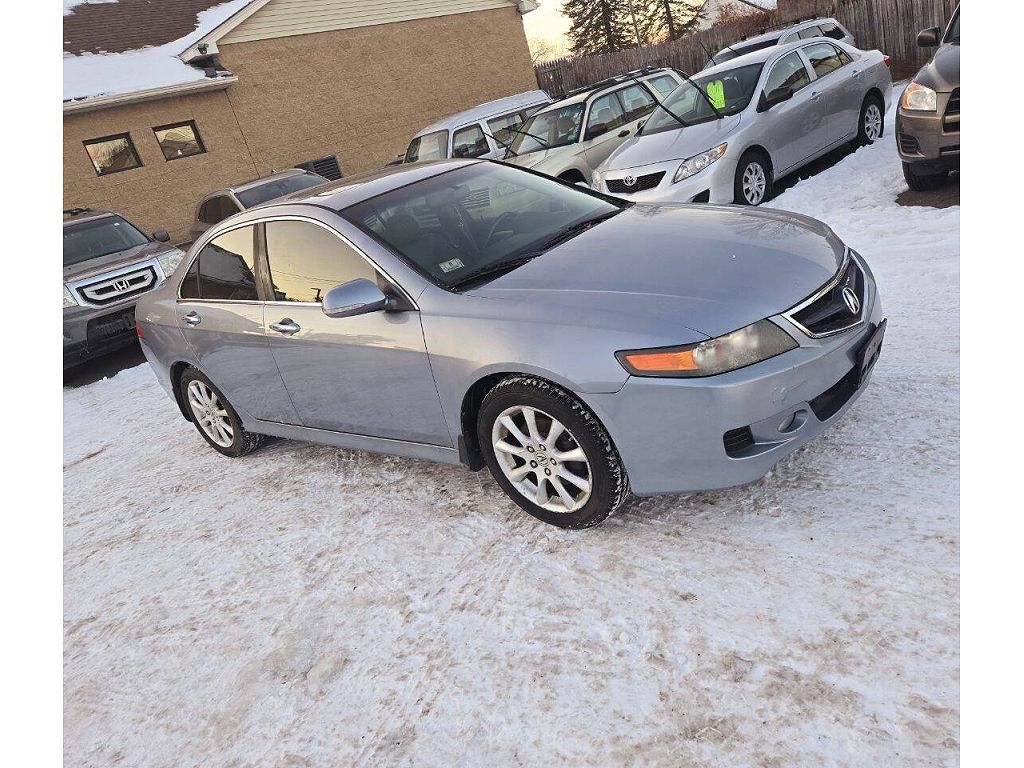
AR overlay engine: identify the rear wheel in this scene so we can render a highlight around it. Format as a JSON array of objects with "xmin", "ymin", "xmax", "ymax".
[
  {"xmin": 855, "ymin": 95, "xmax": 885, "ymax": 145},
  {"xmin": 478, "ymin": 376, "xmax": 630, "ymax": 529},
  {"xmin": 180, "ymin": 367, "xmax": 266, "ymax": 457},
  {"xmin": 902, "ymin": 161, "xmax": 948, "ymax": 191},
  {"xmin": 733, "ymin": 150, "xmax": 772, "ymax": 206}
]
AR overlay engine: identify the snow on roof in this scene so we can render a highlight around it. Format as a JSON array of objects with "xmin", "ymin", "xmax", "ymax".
[{"xmin": 63, "ymin": 0, "xmax": 253, "ymax": 105}]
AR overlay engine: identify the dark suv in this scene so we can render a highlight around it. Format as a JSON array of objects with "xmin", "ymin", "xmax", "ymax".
[
  {"xmin": 896, "ymin": 4, "xmax": 959, "ymax": 190},
  {"xmin": 63, "ymin": 209, "xmax": 186, "ymax": 370}
]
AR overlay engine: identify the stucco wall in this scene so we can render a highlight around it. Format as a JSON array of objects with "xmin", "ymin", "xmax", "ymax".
[{"xmin": 63, "ymin": 6, "xmax": 538, "ymax": 242}]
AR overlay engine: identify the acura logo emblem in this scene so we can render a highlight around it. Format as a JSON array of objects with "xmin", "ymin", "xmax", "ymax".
[
  {"xmin": 841, "ymin": 286, "xmax": 860, "ymax": 315},
  {"xmin": 623, "ymin": 174, "xmax": 636, "ymax": 187}
]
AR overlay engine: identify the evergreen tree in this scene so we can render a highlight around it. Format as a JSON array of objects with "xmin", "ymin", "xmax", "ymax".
[
  {"xmin": 644, "ymin": 0, "xmax": 708, "ymax": 42},
  {"xmin": 563, "ymin": 0, "xmax": 635, "ymax": 56}
]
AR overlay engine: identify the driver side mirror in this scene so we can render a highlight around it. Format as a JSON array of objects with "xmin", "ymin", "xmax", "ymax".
[
  {"xmin": 758, "ymin": 85, "xmax": 794, "ymax": 112},
  {"xmin": 151, "ymin": 229, "xmax": 170, "ymax": 242},
  {"xmin": 917, "ymin": 26, "xmax": 940, "ymax": 47},
  {"xmin": 322, "ymin": 278, "xmax": 389, "ymax": 318}
]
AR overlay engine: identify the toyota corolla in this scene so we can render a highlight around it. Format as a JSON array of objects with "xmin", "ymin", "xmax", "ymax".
[{"xmin": 136, "ymin": 159, "xmax": 885, "ymax": 529}]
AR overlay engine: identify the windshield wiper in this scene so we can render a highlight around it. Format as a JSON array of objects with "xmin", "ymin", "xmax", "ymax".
[
  {"xmin": 534, "ymin": 209, "xmax": 621, "ymax": 251},
  {"xmin": 448, "ymin": 254, "xmax": 541, "ymax": 289},
  {"xmin": 508, "ymin": 126, "xmax": 551, "ymax": 149},
  {"xmin": 621, "ymin": 73, "xmax": 688, "ymax": 133},
  {"xmin": 484, "ymin": 131, "xmax": 518, "ymax": 158}
]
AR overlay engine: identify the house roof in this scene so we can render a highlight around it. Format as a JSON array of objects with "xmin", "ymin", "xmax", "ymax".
[{"xmin": 63, "ymin": 0, "xmax": 260, "ymax": 112}]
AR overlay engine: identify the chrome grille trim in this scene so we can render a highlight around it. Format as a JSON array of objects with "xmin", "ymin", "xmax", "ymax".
[
  {"xmin": 782, "ymin": 249, "xmax": 866, "ymax": 339},
  {"xmin": 68, "ymin": 259, "xmax": 163, "ymax": 307}
]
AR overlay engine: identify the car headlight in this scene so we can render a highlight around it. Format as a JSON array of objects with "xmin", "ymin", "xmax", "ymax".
[
  {"xmin": 591, "ymin": 170, "xmax": 603, "ymax": 189},
  {"xmin": 901, "ymin": 81, "xmax": 937, "ymax": 111},
  {"xmin": 616, "ymin": 319, "xmax": 797, "ymax": 377},
  {"xmin": 63, "ymin": 284, "xmax": 77, "ymax": 309},
  {"xmin": 673, "ymin": 143, "xmax": 727, "ymax": 183},
  {"xmin": 158, "ymin": 249, "xmax": 185, "ymax": 277}
]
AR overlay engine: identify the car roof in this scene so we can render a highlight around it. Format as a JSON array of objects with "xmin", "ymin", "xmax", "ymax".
[
  {"xmin": 251, "ymin": 158, "xmax": 481, "ymax": 213},
  {"xmin": 701, "ymin": 36, "xmax": 824, "ymax": 77},
  {"xmin": 530, "ymin": 68, "xmax": 677, "ymax": 117},
  {"xmin": 718, "ymin": 16, "xmax": 840, "ymax": 54},
  {"xmin": 413, "ymin": 90, "xmax": 552, "ymax": 137},
  {"xmin": 203, "ymin": 168, "xmax": 316, "ymax": 200},
  {"xmin": 63, "ymin": 209, "xmax": 118, "ymax": 227}
]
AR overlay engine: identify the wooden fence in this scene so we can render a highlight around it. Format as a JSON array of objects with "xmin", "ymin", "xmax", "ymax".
[{"xmin": 534, "ymin": 0, "xmax": 957, "ymax": 97}]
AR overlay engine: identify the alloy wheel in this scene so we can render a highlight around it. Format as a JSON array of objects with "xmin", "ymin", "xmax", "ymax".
[
  {"xmin": 864, "ymin": 103, "xmax": 882, "ymax": 141},
  {"xmin": 491, "ymin": 405, "xmax": 592, "ymax": 514},
  {"xmin": 186, "ymin": 379, "xmax": 234, "ymax": 448},
  {"xmin": 742, "ymin": 162, "xmax": 767, "ymax": 205}
]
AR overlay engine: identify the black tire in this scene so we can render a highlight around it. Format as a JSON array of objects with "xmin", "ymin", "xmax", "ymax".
[
  {"xmin": 179, "ymin": 366, "xmax": 266, "ymax": 457},
  {"xmin": 477, "ymin": 376, "xmax": 630, "ymax": 529},
  {"xmin": 558, "ymin": 170, "xmax": 587, "ymax": 185},
  {"xmin": 902, "ymin": 161, "xmax": 947, "ymax": 192},
  {"xmin": 733, "ymin": 150, "xmax": 772, "ymax": 206},
  {"xmin": 854, "ymin": 94, "xmax": 885, "ymax": 146}
]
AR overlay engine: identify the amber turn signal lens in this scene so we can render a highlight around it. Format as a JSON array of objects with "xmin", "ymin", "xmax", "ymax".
[{"xmin": 623, "ymin": 349, "xmax": 698, "ymax": 372}]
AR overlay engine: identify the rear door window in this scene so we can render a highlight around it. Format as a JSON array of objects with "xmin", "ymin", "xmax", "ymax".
[
  {"xmin": 799, "ymin": 25, "xmax": 823, "ymax": 39},
  {"xmin": 618, "ymin": 84, "xmax": 657, "ymax": 120},
  {"xmin": 803, "ymin": 42, "xmax": 846, "ymax": 78},
  {"xmin": 452, "ymin": 124, "xmax": 490, "ymax": 158},
  {"xmin": 819, "ymin": 21, "xmax": 846, "ymax": 40},
  {"xmin": 199, "ymin": 196, "xmax": 238, "ymax": 225},
  {"xmin": 181, "ymin": 226, "xmax": 258, "ymax": 301},
  {"xmin": 405, "ymin": 130, "xmax": 449, "ymax": 163},
  {"xmin": 648, "ymin": 75, "xmax": 680, "ymax": 98}
]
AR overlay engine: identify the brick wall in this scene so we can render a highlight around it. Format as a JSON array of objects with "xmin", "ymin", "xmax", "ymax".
[{"xmin": 62, "ymin": 6, "xmax": 538, "ymax": 242}]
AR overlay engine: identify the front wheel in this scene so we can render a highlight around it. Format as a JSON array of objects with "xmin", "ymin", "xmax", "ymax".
[
  {"xmin": 733, "ymin": 151, "xmax": 772, "ymax": 206},
  {"xmin": 478, "ymin": 376, "xmax": 630, "ymax": 529},
  {"xmin": 902, "ymin": 161, "xmax": 948, "ymax": 191}
]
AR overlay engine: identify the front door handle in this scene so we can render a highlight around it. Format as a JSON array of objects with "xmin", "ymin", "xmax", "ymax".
[
  {"xmin": 618, "ymin": 129, "xmax": 631, "ymax": 138},
  {"xmin": 183, "ymin": 311, "xmax": 201, "ymax": 326},
  {"xmin": 269, "ymin": 318, "xmax": 301, "ymax": 335},
  {"xmin": 810, "ymin": 91, "xmax": 821, "ymax": 101}
]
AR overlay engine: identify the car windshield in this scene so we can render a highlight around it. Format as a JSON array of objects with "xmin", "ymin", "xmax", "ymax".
[
  {"xmin": 506, "ymin": 103, "xmax": 585, "ymax": 156},
  {"xmin": 643, "ymin": 63, "xmax": 764, "ymax": 134},
  {"xmin": 235, "ymin": 173, "xmax": 328, "ymax": 208},
  {"xmin": 945, "ymin": 8, "xmax": 959, "ymax": 42},
  {"xmin": 63, "ymin": 215, "xmax": 150, "ymax": 267},
  {"xmin": 405, "ymin": 130, "xmax": 449, "ymax": 163},
  {"xmin": 342, "ymin": 162, "xmax": 623, "ymax": 289}
]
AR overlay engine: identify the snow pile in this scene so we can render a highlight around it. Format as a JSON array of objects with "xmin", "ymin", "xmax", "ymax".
[
  {"xmin": 64, "ymin": 100, "xmax": 959, "ymax": 767},
  {"xmin": 63, "ymin": 0, "xmax": 252, "ymax": 104},
  {"xmin": 64, "ymin": 0, "xmax": 118, "ymax": 16}
]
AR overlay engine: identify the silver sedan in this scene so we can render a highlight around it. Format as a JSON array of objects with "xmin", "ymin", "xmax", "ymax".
[
  {"xmin": 137, "ymin": 159, "xmax": 885, "ymax": 529},
  {"xmin": 593, "ymin": 38, "xmax": 892, "ymax": 205}
]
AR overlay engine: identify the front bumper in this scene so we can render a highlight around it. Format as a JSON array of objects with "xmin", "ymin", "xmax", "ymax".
[
  {"xmin": 63, "ymin": 301, "xmax": 140, "ymax": 369},
  {"xmin": 896, "ymin": 99, "xmax": 959, "ymax": 171},
  {"xmin": 583, "ymin": 280, "xmax": 884, "ymax": 496},
  {"xmin": 596, "ymin": 155, "xmax": 737, "ymax": 204}
]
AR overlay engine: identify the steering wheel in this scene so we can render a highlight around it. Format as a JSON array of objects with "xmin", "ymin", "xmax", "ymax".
[{"xmin": 483, "ymin": 212, "xmax": 518, "ymax": 247}]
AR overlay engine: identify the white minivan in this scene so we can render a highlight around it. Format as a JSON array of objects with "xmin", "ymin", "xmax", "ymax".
[{"xmin": 403, "ymin": 90, "xmax": 552, "ymax": 164}]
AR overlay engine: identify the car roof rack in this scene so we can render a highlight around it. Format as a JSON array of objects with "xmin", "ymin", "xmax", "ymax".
[
  {"xmin": 739, "ymin": 15, "xmax": 822, "ymax": 41},
  {"xmin": 563, "ymin": 65, "xmax": 671, "ymax": 97},
  {"xmin": 63, "ymin": 207, "xmax": 93, "ymax": 217}
]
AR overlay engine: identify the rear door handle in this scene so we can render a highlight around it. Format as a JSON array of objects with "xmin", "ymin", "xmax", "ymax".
[
  {"xmin": 269, "ymin": 318, "xmax": 300, "ymax": 335},
  {"xmin": 183, "ymin": 311, "xmax": 201, "ymax": 326}
]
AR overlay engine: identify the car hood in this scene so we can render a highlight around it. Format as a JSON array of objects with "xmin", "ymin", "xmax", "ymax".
[
  {"xmin": 604, "ymin": 115, "xmax": 742, "ymax": 171},
  {"xmin": 64, "ymin": 241, "xmax": 182, "ymax": 281},
  {"xmin": 466, "ymin": 204, "xmax": 845, "ymax": 340},
  {"xmin": 506, "ymin": 145, "xmax": 577, "ymax": 171},
  {"xmin": 914, "ymin": 42, "xmax": 959, "ymax": 92}
]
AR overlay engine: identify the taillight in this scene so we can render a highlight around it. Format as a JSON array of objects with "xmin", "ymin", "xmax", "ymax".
[
  {"xmin": 135, "ymin": 321, "xmax": 144, "ymax": 340},
  {"xmin": 883, "ymin": 55, "xmax": 891, "ymax": 68}
]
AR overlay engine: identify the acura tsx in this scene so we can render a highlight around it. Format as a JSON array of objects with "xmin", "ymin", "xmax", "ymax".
[{"xmin": 136, "ymin": 159, "xmax": 885, "ymax": 529}]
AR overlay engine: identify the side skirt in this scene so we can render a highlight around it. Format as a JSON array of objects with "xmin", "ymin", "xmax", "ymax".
[{"xmin": 249, "ymin": 419, "xmax": 463, "ymax": 466}]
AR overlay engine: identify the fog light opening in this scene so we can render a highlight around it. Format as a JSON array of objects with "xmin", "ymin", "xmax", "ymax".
[{"xmin": 779, "ymin": 409, "xmax": 809, "ymax": 434}]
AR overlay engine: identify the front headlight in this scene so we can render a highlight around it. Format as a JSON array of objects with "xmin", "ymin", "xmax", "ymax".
[
  {"xmin": 63, "ymin": 284, "xmax": 77, "ymax": 309},
  {"xmin": 673, "ymin": 143, "xmax": 728, "ymax": 183},
  {"xmin": 591, "ymin": 169, "xmax": 603, "ymax": 189},
  {"xmin": 616, "ymin": 319, "xmax": 797, "ymax": 378},
  {"xmin": 901, "ymin": 81, "xmax": 937, "ymax": 112},
  {"xmin": 158, "ymin": 249, "xmax": 185, "ymax": 277}
]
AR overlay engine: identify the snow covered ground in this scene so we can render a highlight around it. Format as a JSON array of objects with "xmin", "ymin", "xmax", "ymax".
[{"xmin": 64, "ymin": 100, "xmax": 959, "ymax": 767}]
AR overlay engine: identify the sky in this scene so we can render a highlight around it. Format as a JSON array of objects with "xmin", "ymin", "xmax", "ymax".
[{"xmin": 522, "ymin": 1, "xmax": 572, "ymax": 60}]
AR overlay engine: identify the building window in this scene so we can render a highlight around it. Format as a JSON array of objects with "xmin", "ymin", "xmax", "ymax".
[
  {"xmin": 83, "ymin": 133, "xmax": 142, "ymax": 176},
  {"xmin": 153, "ymin": 120, "xmax": 206, "ymax": 161}
]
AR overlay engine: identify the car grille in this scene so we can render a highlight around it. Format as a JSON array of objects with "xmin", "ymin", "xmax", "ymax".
[
  {"xmin": 77, "ymin": 266, "xmax": 157, "ymax": 306},
  {"xmin": 943, "ymin": 88, "xmax": 959, "ymax": 133},
  {"xmin": 606, "ymin": 171, "xmax": 665, "ymax": 194},
  {"xmin": 787, "ymin": 255, "xmax": 865, "ymax": 338},
  {"xmin": 897, "ymin": 133, "xmax": 920, "ymax": 154}
]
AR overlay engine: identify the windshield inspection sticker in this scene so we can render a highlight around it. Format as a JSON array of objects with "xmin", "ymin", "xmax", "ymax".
[
  {"xmin": 706, "ymin": 80, "xmax": 726, "ymax": 110},
  {"xmin": 439, "ymin": 258, "xmax": 465, "ymax": 273}
]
